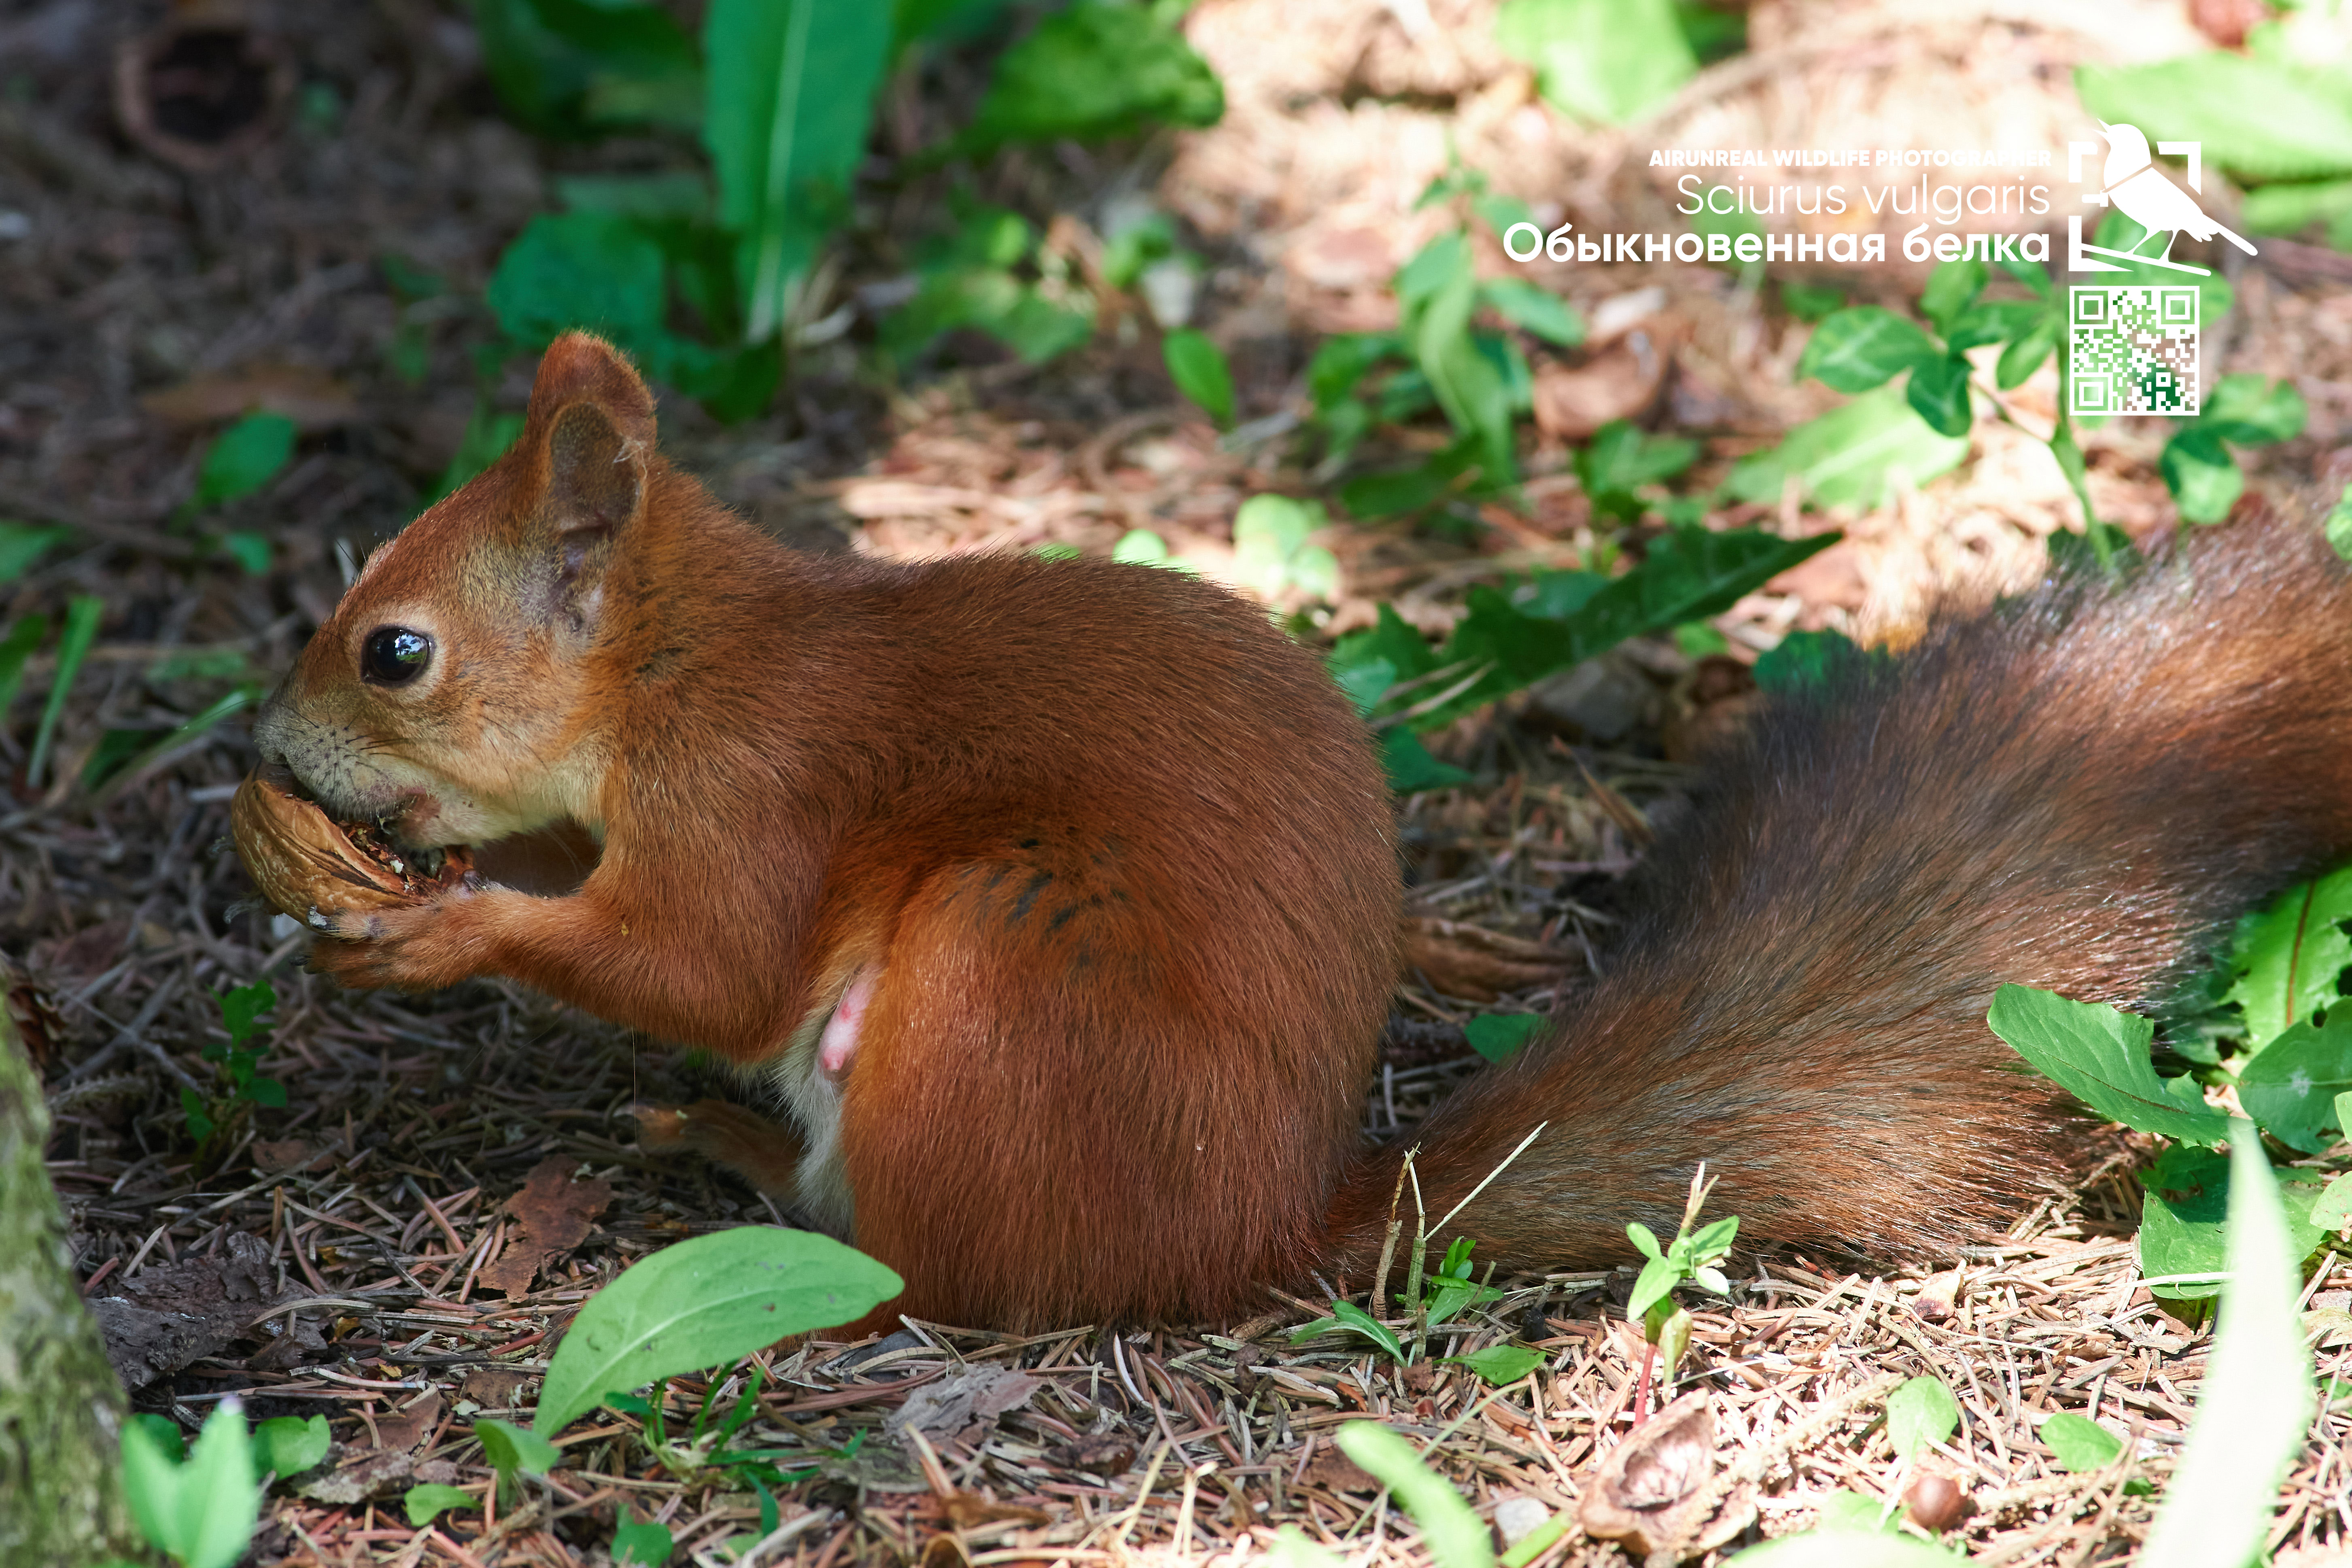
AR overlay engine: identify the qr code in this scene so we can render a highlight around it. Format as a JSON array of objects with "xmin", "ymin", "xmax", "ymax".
[{"xmin": 2068, "ymin": 286, "xmax": 2199, "ymax": 416}]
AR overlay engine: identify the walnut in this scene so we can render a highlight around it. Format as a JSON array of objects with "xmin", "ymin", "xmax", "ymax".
[{"xmin": 230, "ymin": 765, "xmax": 471, "ymax": 919}]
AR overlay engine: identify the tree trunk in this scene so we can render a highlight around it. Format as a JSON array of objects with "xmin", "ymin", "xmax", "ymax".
[{"xmin": 0, "ymin": 999, "xmax": 140, "ymax": 1562}]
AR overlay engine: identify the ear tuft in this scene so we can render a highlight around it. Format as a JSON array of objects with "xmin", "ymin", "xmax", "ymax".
[{"xmin": 525, "ymin": 333, "xmax": 656, "ymax": 454}]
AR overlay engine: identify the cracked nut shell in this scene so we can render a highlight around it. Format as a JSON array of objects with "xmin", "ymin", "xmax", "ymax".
[{"xmin": 231, "ymin": 764, "xmax": 471, "ymax": 919}]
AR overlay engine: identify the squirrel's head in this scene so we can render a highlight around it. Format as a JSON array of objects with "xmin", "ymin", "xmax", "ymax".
[{"xmin": 253, "ymin": 332, "xmax": 656, "ymax": 849}]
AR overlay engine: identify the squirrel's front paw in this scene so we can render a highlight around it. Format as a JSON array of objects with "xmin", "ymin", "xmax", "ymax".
[{"xmin": 306, "ymin": 892, "xmax": 478, "ymax": 991}]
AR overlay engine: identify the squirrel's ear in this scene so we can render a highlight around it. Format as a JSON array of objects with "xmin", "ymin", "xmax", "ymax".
[{"xmin": 520, "ymin": 334, "xmax": 654, "ymax": 604}]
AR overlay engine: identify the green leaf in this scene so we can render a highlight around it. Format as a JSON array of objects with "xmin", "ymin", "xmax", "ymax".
[
  {"xmin": 404, "ymin": 1482, "xmax": 478, "ymax": 1526},
  {"xmin": 1309, "ymin": 332, "xmax": 1403, "ymax": 412},
  {"xmin": 1944, "ymin": 299, "xmax": 2044, "ymax": 355},
  {"xmin": 2078, "ymin": 56, "xmax": 2352, "ymax": 184},
  {"xmin": 1383, "ymin": 729, "xmax": 1473, "ymax": 792},
  {"xmin": 1626, "ymin": 1255, "xmax": 1680, "ymax": 1320},
  {"xmin": 2195, "ymin": 375, "xmax": 2307, "ymax": 447},
  {"xmin": 253, "ymin": 1413, "xmax": 330, "ymax": 1479},
  {"xmin": 2312, "ymin": 1170, "xmax": 2352, "ymax": 1231},
  {"xmin": 1817, "ymin": 1490, "xmax": 1899, "ymax": 1532},
  {"xmin": 1291, "ymin": 1300, "xmax": 1407, "ymax": 1360},
  {"xmin": 2085, "ymin": 210, "xmax": 2235, "ymax": 323},
  {"xmin": 704, "ymin": 0, "xmax": 892, "ymax": 341},
  {"xmin": 1795, "ymin": 308, "xmax": 1938, "ymax": 393},
  {"xmin": 2245, "ymin": 178, "xmax": 2352, "ymax": 240},
  {"xmin": 2329, "ymin": 486, "xmax": 2352, "ymax": 562},
  {"xmin": 1401, "ymin": 526, "xmax": 1836, "ymax": 730},
  {"xmin": 2129, "ymin": 1146, "xmax": 2328, "ymax": 1302},
  {"xmin": 28, "ymin": 594, "xmax": 101, "ymax": 792},
  {"xmin": 473, "ymin": 0, "xmax": 701, "ymax": 136},
  {"xmin": 1779, "ymin": 281, "xmax": 1846, "ymax": 323},
  {"xmin": 2159, "ymin": 429, "xmax": 2241, "ymax": 525},
  {"xmin": 1443, "ymin": 1345, "xmax": 1545, "ymax": 1386},
  {"xmin": 487, "ymin": 212, "xmax": 669, "ymax": 352},
  {"xmin": 1233, "ymin": 495, "xmax": 1333, "ymax": 598},
  {"xmin": 193, "ymin": 412, "xmax": 298, "ymax": 509},
  {"xmin": 613, "ymin": 1515, "xmax": 675, "ymax": 1566},
  {"xmin": 1406, "ymin": 248, "xmax": 1516, "ymax": 486},
  {"xmin": 1994, "ymin": 310, "xmax": 2063, "ymax": 390},
  {"xmin": 881, "ymin": 267, "xmax": 1093, "ymax": 366},
  {"xmin": 216, "ymin": 530, "xmax": 272, "ymax": 575},
  {"xmin": 2140, "ymin": 1129, "xmax": 2316, "ymax": 1568},
  {"xmin": 1886, "ymin": 1375, "xmax": 1958, "ymax": 1462},
  {"xmin": 120, "ymin": 1400, "xmax": 260, "ymax": 1568},
  {"xmin": 1479, "ymin": 278, "xmax": 1584, "ymax": 347},
  {"xmin": 953, "ymin": 5, "xmax": 1223, "ymax": 158},
  {"xmin": 1985, "ymin": 985, "xmax": 2230, "ymax": 1144},
  {"xmin": 533, "ymin": 1228, "xmax": 902, "ymax": 1435},
  {"xmin": 0, "ymin": 520, "xmax": 72, "ymax": 584},
  {"xmin": 1917, "ymin": 257, "xmax": 1986, "ymax": 335},
  {"xmin": 1270, "ymin": 1525, "xmax": 1346, "ymax": 1568},
  {"xmin": 1499, "ymin": 1515, "xmax": 1569, "ymax": 1568},
  {"xmin": 1726, "ymin": 1532, "xmax": 1967, "ymax": 1566},
  {"xmin": 1494, "ymin": 0, "xmax": 1698, "ymax": 125},
  {"xmin": 1579, "ymin": 419, "xmax": 1699, "ymax": 503},
  {"xmin": 1112, "ymin": 529, "xmax": 1170, "ymax": 566},
  {"xmin": 2039, "ymin": 1411, "xmax": 2123, "ymax": 1473},
  {"xmin": 1162, "ymin": 329, "xmax": 1235, "ymax": 426},
  {"xmin": 1904, "ymin": 353, "xmax": 1974, "ymax": 438},
  {"xmin": 555, "ymin": 171, "xmax": 714, "ymax": 221},
  {"xmin": 1724, "ymin": 386, "xmax": 1969, "ymax": 512},
  {"xmin": 1463, "ymin": 1013, "xmax": 1541, "ymax": 1063},
  {"xmin": 2239, "ymin": 1008, "xmax": 2352, "ymax": 1153},
  {"xmin": 475, "ymin": 1416, "xmax": 560, "ymax": 1477},
  {"xmin": 1626, "ymin": 1221, "xmax": 1664, "ymax": 1261},
  {"xmin": 1333, "ymin": 1422, "xmax": 1495, "ymax": 1568},
  {"xmin": 219, "ymin": 980, "xmax": 277, "ymax": 1046}
]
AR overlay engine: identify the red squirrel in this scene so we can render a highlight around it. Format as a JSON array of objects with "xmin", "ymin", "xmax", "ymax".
[{"xmin": 250, "ymin": 332, "xmax": 2352, "ymax": 1332}]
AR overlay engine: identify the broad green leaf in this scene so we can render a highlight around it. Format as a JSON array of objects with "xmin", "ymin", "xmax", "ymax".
[
  {"xmin": 0, "ymin": 520, "xmax": 72, "ymax": 584},
  {"xmin": 120, "ymin": 1400, "xmax": 260, "ymax": 1568},
  {"xmin": 2197, "ymin": 375, "xmax": 2307, "ymax": 446},
  {"xmin": 474, "ymin": 0, "xmax": 700, "ymax": 136},
  {"xmin": 1945, "ymin": 299, "xmax": 2044, "ymax": 355},
  {"xmin": 27, "ymin": 594, "xmax": 101, "ymax": 791},
  {"xmin": 1291, "ymin": 1301, "xmax": 1406, "ymax": 1360},
  {"xmin": 1335, "ymin": 1422, "xmax": 1494, "ymax": 1568},
  {"xmin": 220, "ymin": 980, "xmax": 276, "ymax": 1045},
  {"xmin": 2039, "ymin": 1411, "xmax": 2123, "ymax": 1472},
  {"xmin": 704, "ymin": 0, "xmax": 892, "ymax": 342},
  {"xmin": 1626, "ymin": 1255, "xmax": 1681, "ymax": 1319},
  {"xmin": 2160, "ymin": 430, "xmax": 2241, "ymax": 525},
  {"xmin": 1112, "ymin": 529, "xmax": 1169, "ymax": 566},
  {"xmin": 954, "ymin": 5, "xmax": 1222, "ymax": 158},
  {"xmin": 1626, "ymin": 1222, "xmax": 1664, "ymax": 1261},
  {"xmin": 1494, "ymin": 0, "xmax": 1697, "ymax": 125},
  {"xmin": 253, "ymin": 1413, "xmax": 329, "ymax": 1479},
  {"xmin": 217, "ymin": 530, "xmax": 271, "ymax": 575},
  {"xmin": 1409, "ymin": 254, "xmax": 1515, "ymax": 485},
  {"xmin": 1443, "ymin": 1345, "xmax": 1545, "ymax": 1385},
  {"xmin": 1383, "ymin": 726, "xmax": 1471, "ymax": 793},
  {"xmin": 476, "ymin": 1417, "xmax": 560, "ymax": 1475},
  {"xmin": 2239, "ymin": 1008, "xmax": 2352, "ymax": 1153},
  {"xmin": 2227, "ymin": 868, "xmax": 2352, "ymax": 1049},
  {"xmin": 2312, "ymin": 1171, "xmax": 2352, "ymax": 1231},
  {"xmin": 1479, "ymin": 278, "xmax": 1584, "ymax": 347},
  {"xmin": 613, "ymin": 1515, "xmax": 675, "ymax": 1566},
  {"xmin": 487, "ymin": 211, "xmax": 669, "ymax": 351},
  {"xmin": 1329, "ymin": 604, "xmax": 1439, "ymax": 703},
  {"xmin": 2141, "ymin": 1129, "xmax": 2316, "ymax": 1568},
  {"xmin": 1779, "ymin": 281, "xmax": 1846, "ymax": 322},
  {"xmin": 534, "ymin": 1227, "xmax": 902, "ymax": 1435},
  {"xmin": 404, "ymin": 1483, "xmax": 477, "ymax": 1526},
  {"xmin": 1995, "ymin": 310, "xmax": 2063, "ymax": 390},
  {"xmin": 2078, "ymin": 57, "xmax": 2352, "ymax": 184},
  {"xmin": 1817, "ymin": 1490, "xmax": 1898, "ymax": 1532},
  {"xmin": 1904, "ymin": 353, "xmax": 1973, "ymax": 438},
  {"xmin": 1885, "ymin": 1376, "xmax": 1958, "ymax": 1462},
  {"xmin": 2128, "ymin": 1148, "xmax": 2336, "ymax": 1301},
  {"xmin": 1727, "ymin": 1531, "xmax": 1966, "ymax": 1566},
  {"xmin": 1724, "ymin": 387, "xmax": 1969, "ymax": 512},
  {"xmin": 1984, "ymin": 985, "xmax": 2230, "ymax": 1145},
  {"xmin": 1308, "ymin": 332, "xmax": 1402, "ymax": 411},
  {"xmin": 193, "ymin": 412, "xmax": 298, "ymax": 509},
  {"xmin": 1917, "ymin": 257, "xmax": 1985, "ymax": 335},
  {"xmin": 1794, "ymin": 308, "xmax": 1938, "ymax": 394},
  {"xmin": 1163, "ymin": 329, "xmax": 1235, "ymax": 426},
  {"xmin": 1463, "ymin": 1014, "xmax": 1541, "ymax": 1062},
  {"xmin": 1579, "ymin": 419, "xmax": 1698, "ymax": 502}
]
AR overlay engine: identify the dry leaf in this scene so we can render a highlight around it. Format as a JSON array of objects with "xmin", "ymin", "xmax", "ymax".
[
  {"xmin": 143, "ymin": 363, "xmax": 359, "ymax": 430},
  {"xmin": 1530, "ymin": 335, "xmax": 1673, "ymax": 441},
  {"xmin": 477, "ymin": 1156, "xmax": 613, "ymax": 1299},
  {"xmin": 1400, "ymin": 916, "xmax": 1568, "ymax": 1001},
  {"xmin": 375, "ymin": 1390, "xmax": 442, "ymax": 1453},
  {"xmin": 1578, "ymin": 1393, "xmax": 1756, "ymax": 1561}
]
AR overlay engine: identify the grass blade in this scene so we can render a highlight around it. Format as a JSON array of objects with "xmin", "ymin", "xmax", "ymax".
[{"xmin": 27, "ymin": 594, "xmax": 101, "ymax": 791}]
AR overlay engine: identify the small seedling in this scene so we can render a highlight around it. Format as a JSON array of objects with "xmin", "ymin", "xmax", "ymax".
[
  {"xmin": 1623, "ymin": 1163, "xmax": 1739, "ymax": 1417},
  {"xmin": 181, "ymin": 979, "xmax": 286, "ymax": 1143},
  {"xmin": 116, "ymin": 1398, "xmax": 261, "ymax": 1568}
]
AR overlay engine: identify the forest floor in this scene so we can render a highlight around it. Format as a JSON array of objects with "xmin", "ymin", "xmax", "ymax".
[{"xmin": 4, "ymin": 0, "xmax": 2351, "ymax": 1564}]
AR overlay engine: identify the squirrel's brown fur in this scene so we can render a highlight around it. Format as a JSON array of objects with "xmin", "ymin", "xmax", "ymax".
[{"xmin": 252, "ymin": 333, "xmax": 2352, "ymax": 1331}]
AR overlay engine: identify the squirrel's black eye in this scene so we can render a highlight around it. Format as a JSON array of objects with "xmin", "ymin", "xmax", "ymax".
[{"xmin": 361, "ymin": 627, "xmax": 433, "ymax": 685}]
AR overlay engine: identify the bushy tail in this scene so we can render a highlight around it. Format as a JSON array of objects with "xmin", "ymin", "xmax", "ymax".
[{"xmin": 1327, "ymin": 511, "xmax": 2352, "ymax": 1275}]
